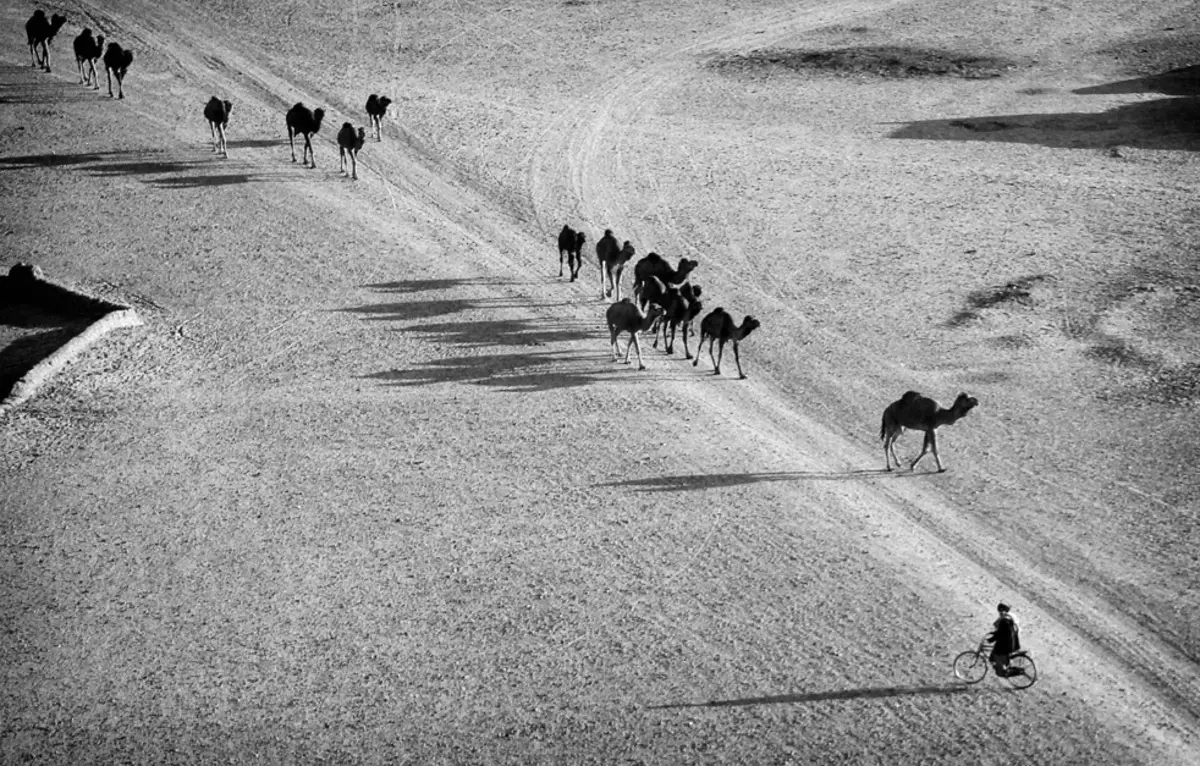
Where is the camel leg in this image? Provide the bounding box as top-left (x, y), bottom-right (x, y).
top-left (682, 322), bottom-right (693, 359)
top-left (351, 152), bottom-right (358, 180)
top-left (910, 430), bottom-right (936, 471)
top-left (558, 250), bottom-right (564, 277)
top-left (712, 340), bottom-right (724, 375)
top-left (732, 342), bottom-right (746, 379)
top-left (219, 125), bottom-right (228, 157)
top-left (630, 332), bottom-right (646, 370)
top-left (106, 68), bottom-right (113, 98)
top-left (693, 335), bottom-right (708, 367)
top-left (210, 122), bottom-right (218, 152)
top-left (599, 262), bottom-right (607, 299)
top-left (289, 130), bottom-right (297, 162)
top-left (609, 327), bottom-right (621, 362)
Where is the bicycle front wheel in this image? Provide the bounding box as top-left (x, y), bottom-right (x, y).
top-left (953, 650), bottom-right (988, 684)
top-left (1005, 653), bottom-right (1037, 689)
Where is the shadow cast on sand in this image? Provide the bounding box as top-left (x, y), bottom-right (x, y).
top-left (651, 683), bottom-right (972, 709)
top-left (362, 351), bottom-right (612, 392)
top-left (890, 96), bottom-right (1199, 151)
top-left (604, 469), bottom-right (917, 492)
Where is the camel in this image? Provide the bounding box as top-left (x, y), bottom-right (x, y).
top-left (26, 10), bottom-right (67, 72)
top-left (633, 253), bottom-right (698, 309)
top-left (204, 97), bottom-right (233, 158)
top-left (365, 94), bottom-right (392, 141)
top-left (596, 229), bottom-right (636, 301)
top-left (103, 42), bottom-right (133, 99)
top-left (692, 307), bottom-right (760, 379)
top-left (73, 29), bottom-right (104, 88)
top-left (651, 281), bottom-right (703, 358)
top-left (881, 391), bottom-right (979, 473)
top-left (557, 224), bottom-right (587, 280)
top-left (337, 122), bottom-right (367, 180)
top-left (606, 298), bottom-right (665, 371)
top-left (286, 103), bottom-right (326, 167)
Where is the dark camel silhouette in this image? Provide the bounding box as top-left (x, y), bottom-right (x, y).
top-left (557, 224), bottom-right (587, 280)
top-left (26, 10), bottom-right (67, 72)
top-left (692, 307), bottom-right (760, 379)
top-left (596, 229), bottom-right (636, 301)
top-left (286, 103), bottom-right (326, 167)
top-left (73, 28), bottom-right (104, 88)
top-left (650, 281), bottom-right (703, 358)
top-left (633, 252), bottom-right (698, 309)
top-left (881, 391), bottom-right (978, 472)
top-left (103, 42), bottom-right (133, 99)
top-left (365, 94), bottom-right (392, 141)
top-left (204, 97), bottom-right (233, 158)
top-left (606, 298), bottom-right (665, 371)
top-left (337, 122), bottom-right (367, 180)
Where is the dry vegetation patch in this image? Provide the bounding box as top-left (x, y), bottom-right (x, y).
top-left (709, 45), bottom-right (1020, 79)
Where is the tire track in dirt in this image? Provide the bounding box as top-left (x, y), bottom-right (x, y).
top-left (525, 0), bottom-right (1200, 751)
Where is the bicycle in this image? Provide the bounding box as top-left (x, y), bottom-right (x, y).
top-left (953, 638), bottom-right (1037, 689)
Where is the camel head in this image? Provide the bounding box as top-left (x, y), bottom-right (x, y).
top-left (740, 316), bottom-right (761, 338)
top-left (676, 257), bottom-right (699, 279)
top-left (620, 241), bottom-right (635, 262)
top-left (380, 96), bottom-right (393, 111)
top-left (50, 13), bottom-right (67, 33)
top-left (313, 108), bottom-right (326, 128)
top-left (952, 393), bottom-right (978, 415)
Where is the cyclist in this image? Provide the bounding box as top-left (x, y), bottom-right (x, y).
top-left (987, 602), bottom-right (1021, 676)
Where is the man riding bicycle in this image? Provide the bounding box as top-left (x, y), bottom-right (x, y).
top-left (987, 602), bottom-right (1021, 676)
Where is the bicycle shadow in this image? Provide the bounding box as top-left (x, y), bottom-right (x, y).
top-left (650, 683), bottom-right (972, 709)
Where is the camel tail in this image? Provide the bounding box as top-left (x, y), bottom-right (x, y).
top-left (880, 412), bottom-right (887, 441)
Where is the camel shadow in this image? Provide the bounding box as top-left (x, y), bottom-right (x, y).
top-left (0, 151), bottom-right (129, 169)
top-left (361, 349), bottom-right (610, 391)
top-left (604, 469), bottom-right (910, 492)
top-left (650, 683), bottom-right (972, 709)
top-left (225, 139), bottom-right (285, 149)
top-left (152, 173), bottom-right (257, 188)
top-left (361, 277), bottom-right (510, 293)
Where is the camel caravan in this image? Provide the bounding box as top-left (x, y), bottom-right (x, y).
top-left (557, 221), bottom-right (978, 472)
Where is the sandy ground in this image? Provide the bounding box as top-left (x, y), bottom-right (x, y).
top-left (2, 0), bottom-right (1199, 762)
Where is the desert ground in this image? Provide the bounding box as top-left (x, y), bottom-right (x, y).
top-left (2, 0), bottom-right (1199, 762)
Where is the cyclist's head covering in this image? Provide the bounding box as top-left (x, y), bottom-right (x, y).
top-left (997, 602), bottom-right (1011, 613)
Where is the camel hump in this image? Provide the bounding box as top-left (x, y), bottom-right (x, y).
top-left (900, 390), bottom-right (922, 403)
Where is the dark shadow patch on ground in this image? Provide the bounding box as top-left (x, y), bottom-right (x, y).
top-left (361, 277), bottom-right (510, 293)
top-left (151, 174), bottom-right (257, 188)
top-left (0, 151), bottom-right (127, 168)
top-left (708, 46), bottom-right (1019, 79)
top-left (650, 683), bottom-right (972, 709)
top-left (0, 327), bottom-right (81, 398)
top-left (225, 139), bottom-right (284, 149)
top-left (890, 97), bottom-right (1200, 151)
top-left (603, 469), bottom-right (914, 492)
top-left (947, 274), bottom-right (1050, 327)
top-left (361, 350), bottom-right (610, 391)
top-left (0, 271), bottom-right (111, 399)
top-left (1073, 65), bottom-right (1200, 97)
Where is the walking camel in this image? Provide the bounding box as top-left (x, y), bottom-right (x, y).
top-left (204, 97), bottom-right (233, 158)
top-left (26, 10), bottom-right (67, 72)
top-left (73, 29), bottom-right (104, 88)
top-left (103, 42), bottom-right (133, 99)
top-left (633, 253), bottom-right (698, 309)
top-left (880, 391), bottom-right (978, 472)
top-left (557, 224), bottom-right (586, 280)
top-left (692, 308), bottom-right (760, 379)
top-left (606, 298), bottom-right (665, 371)
top-left (286, 103), bottom-right (326, 167)
top-left (365, 94), bottom-right (392, 141)
top-left (596, 229), bottom-right (636, 302)
top-left (337, 122), bottom-right (367, 180)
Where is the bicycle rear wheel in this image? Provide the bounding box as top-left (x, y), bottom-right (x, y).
top-left (953, 650), bottom-right (988, 684)
top-left (1005, 653), bottom-right (1037, 689)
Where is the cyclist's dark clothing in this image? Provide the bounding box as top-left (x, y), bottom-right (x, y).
top-left (989, 613), bottom-right (1020, 655)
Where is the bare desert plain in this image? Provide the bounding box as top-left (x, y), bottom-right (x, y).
top-left (2, 0), bottom-right (1199, 763)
